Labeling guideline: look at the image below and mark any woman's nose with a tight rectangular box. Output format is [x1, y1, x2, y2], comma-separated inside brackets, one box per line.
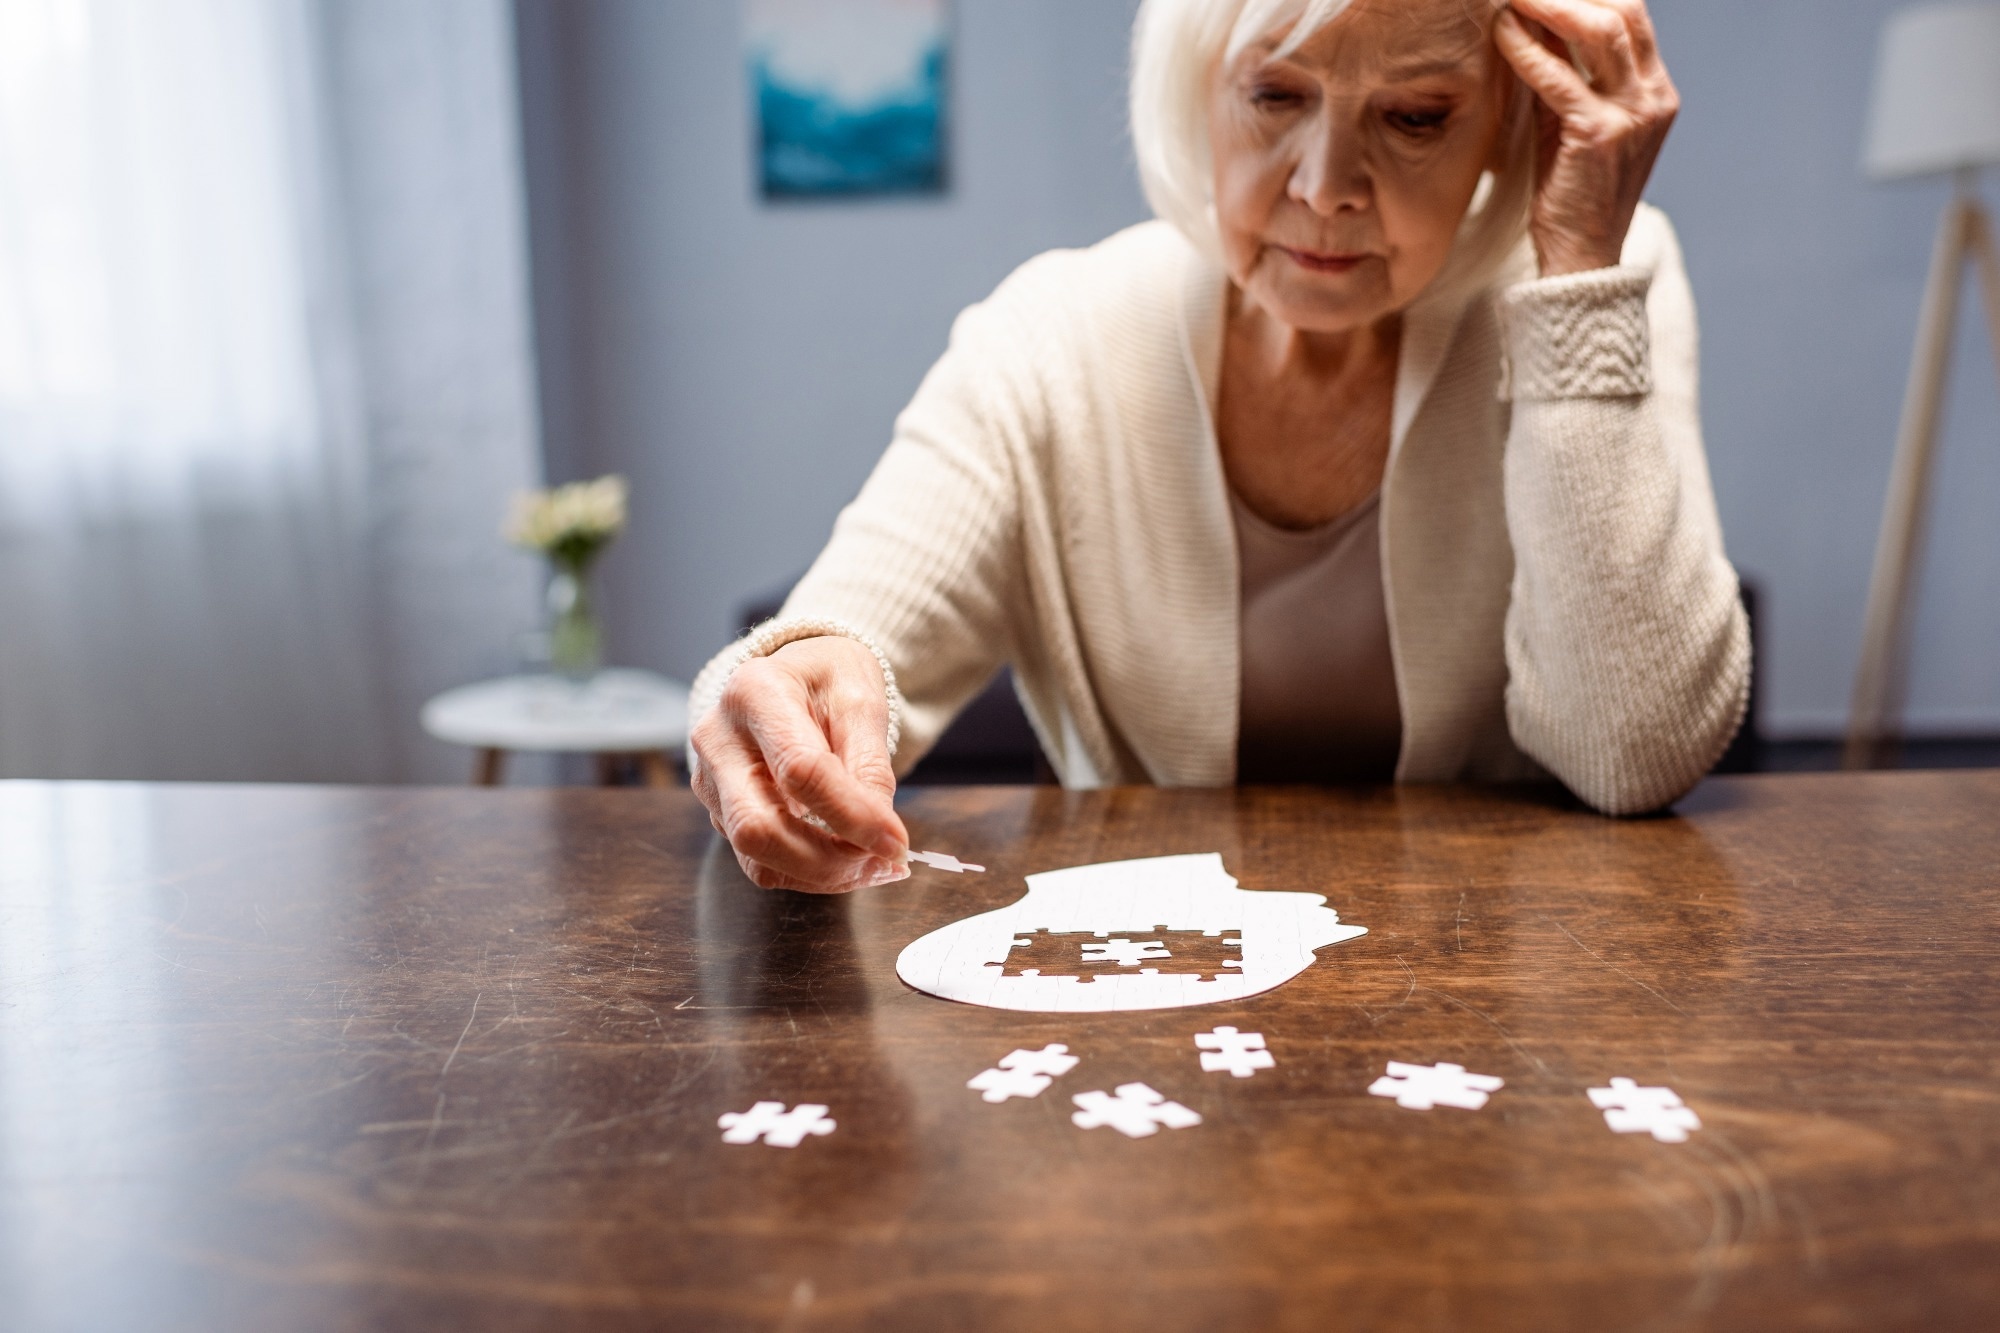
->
[1287, 112, 1371, 217]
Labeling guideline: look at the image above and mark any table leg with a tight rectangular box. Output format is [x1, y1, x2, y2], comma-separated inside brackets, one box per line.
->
[474, 748, 507, 786]
[639, 751, 675, 788]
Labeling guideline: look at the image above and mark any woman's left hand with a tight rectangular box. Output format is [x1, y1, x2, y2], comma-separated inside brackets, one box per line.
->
[1494, 0, 1679, 277]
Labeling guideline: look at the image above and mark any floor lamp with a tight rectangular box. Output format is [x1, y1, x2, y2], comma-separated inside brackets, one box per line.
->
[1846, 4, 2000, 769]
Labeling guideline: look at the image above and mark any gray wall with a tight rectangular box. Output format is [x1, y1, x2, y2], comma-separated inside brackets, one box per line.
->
[520, 0, 2000, 739]
[1646, 0, 2000, 736]
[516, 0, 1150, 682]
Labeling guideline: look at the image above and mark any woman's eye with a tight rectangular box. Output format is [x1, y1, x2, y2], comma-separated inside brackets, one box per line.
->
[1386, 109, 1451, 135]
[1249, 84, 1304, 109]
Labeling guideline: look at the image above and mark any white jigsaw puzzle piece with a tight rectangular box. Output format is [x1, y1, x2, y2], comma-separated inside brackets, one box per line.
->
[999, 1043, 1080, 1078]
[966, 1043, 1080, 1102]
[1588, 1077, 1701, 1142]
[909, 850, 984, 873]
[968, 1065, 1051, 1102]
[717, 1101, 836, 1147]
[1194, 1026, 1274, 1077]
[1070, 1082, 1202, 1137]
[1367, 1061, 1505, 1110]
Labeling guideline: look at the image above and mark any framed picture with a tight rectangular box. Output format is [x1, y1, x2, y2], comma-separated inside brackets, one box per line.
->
[746, 0, 949, 199]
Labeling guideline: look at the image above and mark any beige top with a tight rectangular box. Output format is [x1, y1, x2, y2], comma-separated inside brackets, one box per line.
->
[1233, 487, 1401, 783]
[691, 207, 1750, 815]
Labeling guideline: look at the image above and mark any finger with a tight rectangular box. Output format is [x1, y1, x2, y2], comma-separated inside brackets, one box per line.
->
[821, 684, 909, 856]
[703, 721, 881, 885]
[734, 829, 910, 894]
[732, 664, 906, 860]
[688, 747, 721, 813]
[1589, 0, 1661, 72]
[735, 849, 850, 894]
[1494, 8, 1595, 119]
[1506, 0, 1638, 92]
[734, 845, 905, 895]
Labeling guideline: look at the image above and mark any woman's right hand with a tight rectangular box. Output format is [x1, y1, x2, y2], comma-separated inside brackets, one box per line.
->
[688, 635, 911, 893]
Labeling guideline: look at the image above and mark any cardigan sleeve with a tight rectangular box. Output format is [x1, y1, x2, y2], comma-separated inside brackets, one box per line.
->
[687, 275, 1047, 775]
[1496, 206, 1751, 814]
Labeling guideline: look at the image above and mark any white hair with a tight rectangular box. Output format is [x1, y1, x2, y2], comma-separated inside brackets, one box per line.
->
[1129, 0, 1536, 298]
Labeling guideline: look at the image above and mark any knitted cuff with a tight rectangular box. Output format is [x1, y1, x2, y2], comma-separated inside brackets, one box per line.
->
[687, 615, 904, 759]
[1497, 266, 1653, 402]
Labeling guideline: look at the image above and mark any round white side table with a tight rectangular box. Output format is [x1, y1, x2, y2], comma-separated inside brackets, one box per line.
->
[420, 669, 691, 787]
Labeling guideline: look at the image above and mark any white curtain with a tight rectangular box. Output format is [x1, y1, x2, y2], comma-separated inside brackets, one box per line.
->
[0, 0, 544, 782]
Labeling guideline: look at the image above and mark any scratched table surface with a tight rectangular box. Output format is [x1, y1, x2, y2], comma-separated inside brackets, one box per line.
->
[1, 774, 1997, 1331]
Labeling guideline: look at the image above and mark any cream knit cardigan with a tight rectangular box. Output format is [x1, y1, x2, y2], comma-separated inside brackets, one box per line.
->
[692, 205, 1750, 815]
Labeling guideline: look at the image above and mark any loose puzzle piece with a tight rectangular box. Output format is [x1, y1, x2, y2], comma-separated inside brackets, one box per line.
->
[1367, 1061, 1505, 1110]
[999, 927, 1246, 983]
[717, 1101, 837, 1147]
[1070, 1082, 1203, 1138]
[1588, 1077, 1701, 1142]
[966, 1043, 1080, 1103]
[1194, 1026, 1274, 1078]
[909, 850, 984, 873]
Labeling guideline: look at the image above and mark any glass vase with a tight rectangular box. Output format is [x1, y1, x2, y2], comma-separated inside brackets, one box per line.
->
[546, 564, 602, 682]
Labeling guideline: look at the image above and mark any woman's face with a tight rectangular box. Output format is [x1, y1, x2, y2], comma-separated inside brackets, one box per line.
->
[1209, 0, 1508, 334]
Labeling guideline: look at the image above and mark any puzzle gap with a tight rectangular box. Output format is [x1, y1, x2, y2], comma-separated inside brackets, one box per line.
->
[996, 927, 1246, 982]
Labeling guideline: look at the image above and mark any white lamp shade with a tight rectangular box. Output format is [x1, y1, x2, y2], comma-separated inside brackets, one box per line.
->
[1863, 4, 2000, 179]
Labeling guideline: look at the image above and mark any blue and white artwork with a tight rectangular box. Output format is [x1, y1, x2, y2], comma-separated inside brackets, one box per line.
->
[747, 0, 949, 199]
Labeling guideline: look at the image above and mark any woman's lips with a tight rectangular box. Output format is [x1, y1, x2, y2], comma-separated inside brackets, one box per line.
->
[1276, 245, 1371, 273]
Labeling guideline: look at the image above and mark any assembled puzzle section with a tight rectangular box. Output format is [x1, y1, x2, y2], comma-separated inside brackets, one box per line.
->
[896, 852, 1368, 1012]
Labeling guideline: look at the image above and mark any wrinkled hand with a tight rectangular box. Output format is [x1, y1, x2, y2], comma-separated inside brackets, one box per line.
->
[1495, 0, 1679, 276]
[688, 636, 910, 893]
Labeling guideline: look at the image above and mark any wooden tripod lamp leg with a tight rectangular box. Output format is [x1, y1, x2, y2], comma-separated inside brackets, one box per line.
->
[1845, 194, 1976, 769]
[1969, 203, 2000, 392]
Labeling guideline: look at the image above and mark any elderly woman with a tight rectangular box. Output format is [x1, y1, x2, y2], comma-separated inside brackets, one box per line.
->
[689, 0, 1748, 892]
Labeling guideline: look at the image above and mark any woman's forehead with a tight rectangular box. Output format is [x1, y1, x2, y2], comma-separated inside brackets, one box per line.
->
[1261, 0, 1494, 76]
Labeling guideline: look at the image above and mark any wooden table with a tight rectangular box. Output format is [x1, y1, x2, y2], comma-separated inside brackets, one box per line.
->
[1, 774, 1996, 1330]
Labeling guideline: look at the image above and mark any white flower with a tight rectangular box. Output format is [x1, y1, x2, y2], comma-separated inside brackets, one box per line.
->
[504, 475, 628, 555]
